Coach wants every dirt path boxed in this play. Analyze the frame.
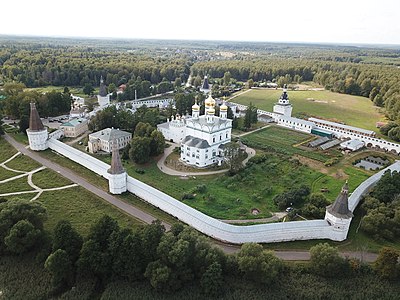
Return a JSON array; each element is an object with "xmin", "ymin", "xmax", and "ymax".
[{"xmin": 157, "ymin": 142, "xmax": 256, "ymax": 176}]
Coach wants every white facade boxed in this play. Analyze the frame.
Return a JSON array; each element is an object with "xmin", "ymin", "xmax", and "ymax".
[
  {"xmin": 27, "ymin": 129, "xmax": 48, "ymax": 151},
  {"xmin": 108, "ymin": 172, "xmax": 127, "ymax": 194},
  {"xmin": 273, "ymin": 87, "xmax": 293, "ymax": 119},
  {"xmin": 277, "ymin": 116, "xmax": 314, "ymax": 133},
  {"xmin": 157, "ymin": 117, "xmax": 186, "ymax": 143}
]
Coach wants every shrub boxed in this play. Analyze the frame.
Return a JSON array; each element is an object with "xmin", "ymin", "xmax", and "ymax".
[{"xmin": 135, "ymin": 168, "xmax": 145, "ymax": 174}]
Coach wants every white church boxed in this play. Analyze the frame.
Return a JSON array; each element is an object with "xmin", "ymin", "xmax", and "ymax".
[{"xmin": 157, "ymin": 93, "xmax": 232, "ymax": 167}]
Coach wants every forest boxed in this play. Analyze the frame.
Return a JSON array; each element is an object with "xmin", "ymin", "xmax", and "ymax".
[{"xmin": 1, "ymin": 36, "xmax": 400, "ymax": 138}]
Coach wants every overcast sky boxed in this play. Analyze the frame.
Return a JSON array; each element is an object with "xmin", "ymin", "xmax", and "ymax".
[{"xmin": 1, "ymin": 0, "xmax": 399, "ymax": 45}]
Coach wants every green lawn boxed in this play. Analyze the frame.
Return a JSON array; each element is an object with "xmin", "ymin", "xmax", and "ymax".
[
  {"xmin": 31, "ymin": 168, "xmax": 72, "ymax": 189},
  {"xmin": 5, "ymin": 153, "xmax": 41, "ymax": 172},
  {"xmin": 37, "ymin": 149, "xmax": 179, "ymax": 225},
  {"xmin": 0, "ymin": 168, "xmax": 18, "ymax": 181},
  {"xmin": 0, "ymin": 137, "xmax": 18, "ymax": 162},
  {"xmin": 241, "ymin": 126, "xmax": 338, "ymax": 162},
  {"xmin": 39, "ymin": 187, "xmax": 143, "ymax": 236},
  {"xmin": 0, "ymin": 176, "xmax": 33, "ymax": 194},
  {"xmin": 233, "ymin": 89, "xmax": 385, "ymax": 132}
]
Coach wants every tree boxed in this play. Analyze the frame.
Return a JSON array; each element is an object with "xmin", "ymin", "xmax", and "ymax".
[
  {"xmin": 129, "ymin": 136, "xmax": 151, "ymax": 164},
  {"xmin": 109, "ymin": 229, "xmax": 145, "ymax": 281},
  {"xmin": 224, "ymin": 142, "xmax": 243, "ymax": 175},
  {"xmin": 200, "ymin": 262, "xmax": 223, "ymax": 297},
  {"xmin": 4, "ymin": 220, "xmax": 42, "ymax": 254},
  {"xmin": 77, "ymin": 216, "xmax": 120, "ymax": 281},
  {"xmin": 0, "ymin": 113, "xmax": 4, "ymax": 135},
  {"xmin": 144, "ymin": 260, "xmax": 173, "ymax": 291},
  {"xmin": 150, "ymin": 130, "xmax": 165, "ymax": 156},
  {"xmin": 193, "ymin": 75, "xmax": 202, "ymax": 88},
  {"xmin": 83, "ymin": 83, "xmax": 94, "ymax": 96},
  {"xmin": 45, "ymin": 249, "xmax": 74, "ymax": 288},
  {"xmin": 247, "ymin": 79, "xmax": 254, "ymax": 88},
  {"xmin": 0, "ymin": 200, "xmax": 47, "ymax": 253},
  {"xmin": 174, "ymin": 77, "xmax": 182, "ymax": 88},
  {"xmin": 373, "ymin": 247, "xmax": 399, "ymax": 280},
  {"xmin": 309, "ymin": 243, "xmax": 348, "ymax": 277},
  {"xmin": 237, "ymin": 243, "xmax": 282, "ymax": 284},
  {"xmin": 243, "ymin": 102, "xmax": 257, "ymax": 130},
  {"xmin": 134, "ymin": 122, "xmax": 154, "ymax": 137},
  {"xmin": 52, "ymin": 220, "xmax": 83, "ymax": 262},
  {"xmin": 223, "ymin": 72, "xmax": 231, "ymax": 86}
]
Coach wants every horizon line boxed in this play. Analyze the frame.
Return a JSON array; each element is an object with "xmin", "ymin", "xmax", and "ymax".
[{"xmin": 1, "ymin": 33, "xmax": 400, "ymax": 49}]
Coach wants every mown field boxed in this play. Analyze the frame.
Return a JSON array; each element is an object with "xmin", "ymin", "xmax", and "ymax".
[{"xmin": 232, "ymin": 89, "xmax": 385, "ymax": 132}]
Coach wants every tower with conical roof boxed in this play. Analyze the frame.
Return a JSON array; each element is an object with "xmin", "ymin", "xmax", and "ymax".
[
  {"xmin": 200, "ymin": 75, "xmax": 211, "ymax": 94},
  {"xmin": 107, "ymin": 139, "xmax": 127, "ymax": 194},
  {"xmin": 97, "ymin": 76, "xmax": 110, "ymax": 107},
  {"xmin": 26, "ymin": 102, "xmax": 48, "ymax": 151},
  {"xmin": 273, "ymin": 84, "xmax": 293, "ymax": 120},
  {"xmin": 325, "ymin": 181, "xmax": 353, "ymax": 240}
]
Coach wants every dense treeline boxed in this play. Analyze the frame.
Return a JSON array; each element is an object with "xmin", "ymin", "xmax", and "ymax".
[
  {"xmin": 1, "ymin": 82, "xmax": 72, "ymax": 132},
  {"xmin": 0, "ymin": 198, "xmax": 399, "ymax": 299},
  {"xmin": 0, "ymin": 47, "xmax": 190, "ymax": 87},
  {"xmin": 192, "ymin": 58, "xmax": 400, "ymax": 127},
  {"xmin": 361, "ymin": 170, "xmax": 400, "ymax": 240}
]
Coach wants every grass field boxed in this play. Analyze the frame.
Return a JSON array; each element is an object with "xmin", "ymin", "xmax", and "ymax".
[
  {"xmin": 31, "ymin": 168, "xmax": 72, "ymax": 189},
  {"xmin": 232, "ymin": 89, "xmax": 385, "ymax": 132},
  {"xmin": 241, "ymin": 126, "xmax": 338, "ymax": 162}
]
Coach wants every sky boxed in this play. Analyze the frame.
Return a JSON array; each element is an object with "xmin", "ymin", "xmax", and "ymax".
[{"xmin": 1, "ymin": 0, "xmax": 400, "ymax": 45}]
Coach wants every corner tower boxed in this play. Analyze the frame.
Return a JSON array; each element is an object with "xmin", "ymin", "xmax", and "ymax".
[
  {"xmin": 107, "ymin": 140, "xmax": 127, "ymax": 194},
  {"xmin": 27, "ymin": 102, "xmax": 48, "ymax": 151},
  {"xmin": 325, "ymin": 181, "xmax": 353, "ymax": 241}
]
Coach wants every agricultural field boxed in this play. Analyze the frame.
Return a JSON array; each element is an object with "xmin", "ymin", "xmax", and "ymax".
[{"xmin": 232, "ymin": 89, "xmax": 386, "ymax": 132}]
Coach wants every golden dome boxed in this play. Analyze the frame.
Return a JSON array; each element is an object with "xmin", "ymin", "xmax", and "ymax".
[
  {"xmin": 220, "ymin": 102, "xmax": 228, "ymax": 111},
  {"xmin": 204, "ymin": 93, "xmax": 215, "ymax": 107},
  {"xmin": 192, "ymin": 99, "xmax": 200, "ymax": 111}
]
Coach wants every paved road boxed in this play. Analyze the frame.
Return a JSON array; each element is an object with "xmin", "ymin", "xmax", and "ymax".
[
  {"xmin": 4, "ymin": 134, "xmax": 170, "ymax": 230},
  {"xmin": 214, "ymin": 242, "xmax": 378, "ymax": 262}
]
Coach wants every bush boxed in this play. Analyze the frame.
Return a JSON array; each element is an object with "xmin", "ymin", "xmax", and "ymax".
[
  {"xmin": 309, "ymin": 243, "xmax": 349, "ymax": 278},
  {"xmin": 135, "ymin": 168, "xmax": 145, "ymax": 174},
  {"xmin": 181, "ymin": 193, "xmax": 195, "ymax": 200}
]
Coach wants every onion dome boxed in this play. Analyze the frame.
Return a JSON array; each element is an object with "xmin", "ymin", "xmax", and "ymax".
[
  {"xmin": 205, "ymin": 93, "xmax": 216, "ymax": 108},
  {"xmin": 220, "ymin": 101, "xmax": 228, "ymax": 111},
  {"xmin": 192, "ymin": 99, "xmax": 200, "ymax": 111}
]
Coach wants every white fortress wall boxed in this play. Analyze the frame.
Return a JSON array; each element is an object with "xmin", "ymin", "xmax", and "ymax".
[
  {"xmin": 47, "ymin": 139, "xmax": 110, "ymax": 179},
  {"xmin": 348, "ymin": 161, "xmax": 400, "ymax": 211},
  {"xmin": 47, "ymin": 138, "xmax": 400, "ymax": 244}
]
